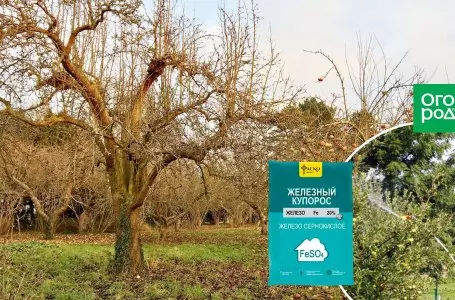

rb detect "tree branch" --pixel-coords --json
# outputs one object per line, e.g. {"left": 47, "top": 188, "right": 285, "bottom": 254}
{"left": 65, "top": 5, "right": 112, "bottom": 52}
{"left": 0, "top": 158, "right": 50, "bottom": 224}
{"left": 52, "top": 180, "right": 73, "bottom": 219}
{"left": 145, "top": 88, "right": 224, "bottom": 137}
{"left": 319, "top": 120, "right": 367, "bottom": 142}
{"left": 303, "top": 49, "right": 348, "bottom": 119}
{"left": 1, "top": 104, "right": 91, "bottom": 131}
{"left": 36, "top": 1, "right": 58, "bottom": 32}
{"left": 131, "top": 154, "right": 178, "bottom": 210}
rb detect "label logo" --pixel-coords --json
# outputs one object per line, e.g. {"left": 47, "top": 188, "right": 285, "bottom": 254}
{"left": 413, "top": 84, "right": 455, "bottom": 132}
{"left": 299, "top": 162, "right": 322, "bottom": 177}
{"left": 295, "top": 238, "right": 328, "bottom": 262}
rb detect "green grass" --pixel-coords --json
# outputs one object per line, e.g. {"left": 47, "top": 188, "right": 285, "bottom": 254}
{"left": 143, "top": 243, "right": 249, "bottom": 263}
{"left": 0, "top": 228, "right": 341, "bottom": 299}
{"left": 423, "top": 279, "right": 455, "bottom": 299}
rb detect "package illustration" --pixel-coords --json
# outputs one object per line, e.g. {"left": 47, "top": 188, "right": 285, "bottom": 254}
{"left": 268, "top": 161, "right": 354, "bottom": 286}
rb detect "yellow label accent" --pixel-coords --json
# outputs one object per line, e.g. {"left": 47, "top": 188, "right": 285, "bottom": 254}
{"left": 299, "top": 162, "right": 323, "bottom": 177}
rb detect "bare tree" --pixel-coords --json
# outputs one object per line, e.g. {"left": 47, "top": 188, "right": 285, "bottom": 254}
{"left": 0, "top": 0, "right": 300, "bottom": 274}
{"left": 0, "top": 190, "right": 21, "bottom": 237}
{"left": 303, "top": 35, "right": 421, "bottom": 148}
{"left": 204, "top": 146, "right": 269, "bottom": 234}
{"left": 143, "top": 159, "right": 208, "bottom": 236}
{"left": 0, "top": 122, "right": 95, "bottom": 239}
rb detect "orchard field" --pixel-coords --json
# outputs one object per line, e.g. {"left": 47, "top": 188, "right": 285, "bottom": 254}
{"left": 1, "top": 0, "right": 455, "bottom": 299}
{"left": 1, "top": 227, "right": 346, "bottom": 300}
{"left": 1, "top": 226, "right": 454, "bottom": 299}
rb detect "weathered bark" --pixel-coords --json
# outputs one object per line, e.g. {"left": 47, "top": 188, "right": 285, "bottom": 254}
{"left": 212, "top": 211, "right": 220, "bottom": 226}
{"left": 259, "top": 212, "right": 268, "bottom": 235}
{"left": 108, "top": 151, "right": 171, "bottom": 274}
{"left": 44, "top": 217, "right": 55, "bottom": 240}
{"left": 245, "top": 200, "right": 268, "bottom": 235}
{"left": 106, "top": 147, "right": 144, "bottom": 274}
{"left": 174, "top": 218, "right": 181, "bottom": 231}
{"left": 0, "top": 218, "right": 12, "bottom": 235}
{"left": 129, "top": 207, "right": 143, "bottom": 273}
{"left": 108, "top": 149, "right": 185, "bottom": 274}
{"left": 78, "top": 210, "right": 90, "bottom": 233}
{"left": 189, "top": 208, "right": 204, "bottom": 228}
{"left": 111, "top": 203, "right": 144, "bottom": 274}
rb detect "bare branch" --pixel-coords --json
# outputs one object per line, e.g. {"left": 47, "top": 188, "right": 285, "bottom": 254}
{"left": 66, "top": 4, "right": 113, "bottom": 52}
{"left": 303, "top": 49, "right": 348, "bottom": 119}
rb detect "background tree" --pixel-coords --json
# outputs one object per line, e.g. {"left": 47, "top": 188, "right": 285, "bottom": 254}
{"left": 357, "top": 126, "right": 455, "bottom": 245}
{"left": 302, "top": 35, "right": 421, "bottom": 155}
{"left": 204, "top": 149, "right": 269, "bottom": 234}
{"left": 144, "top": 159, "right": 209, "bottom": 236}
{"left": 0, "top": 118, "right": 96, "bottom": 239}
{"left": 358, "top": 127, "right": 455, "bottom": 204}
{"left": 349, "top": 179, "right": 450, "bottom": 299}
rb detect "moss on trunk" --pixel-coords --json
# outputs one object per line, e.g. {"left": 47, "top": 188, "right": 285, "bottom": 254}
{"left": 44, "top": 221, "right": 54, "bottom": 240}
{"left": 110, "top": 206, "right": 144, "bottom": 275}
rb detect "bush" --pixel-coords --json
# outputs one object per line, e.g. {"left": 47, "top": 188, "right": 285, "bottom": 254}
{"left": 347, "top": 178, "right": 450, "bottom": 299}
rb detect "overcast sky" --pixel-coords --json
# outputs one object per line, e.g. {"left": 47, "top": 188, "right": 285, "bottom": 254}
{"left": 181, "top": 1, "right": 455, "bottom": 110}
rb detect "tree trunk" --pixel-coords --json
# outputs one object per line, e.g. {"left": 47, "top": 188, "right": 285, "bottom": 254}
{"left": 158, "top": 225, "right": 167, "bottom": 239}
{"left": 213, "top": 211, "right": 219, "bottom": 226}
{"left": 108, "top": 150, "right": 177, "bottom": 275}
{"left": 78, "top": 210, "right": 90, "bottom": 233}
{"left": 189, "top": 208, "right": 203, "bottom": 228}
{"left": 259, "top": 214, "right": 268, "bottom": 235}
{"left": 174, "top": 218, "right": 181, "bottom": 231}
{"left": 111, "top": 204, "right": 144, "bottom": 274}
{"left": 0, "top": 217, "right": 11, "bottom": 235}
{"left": 244, "top": 200, "right": 268, "bottom": 235}
{"left": 231, "top": 209, "right": 243, "bottom": 227}
{"left": 44, "top": 217, "right": 55, "bottom": 240}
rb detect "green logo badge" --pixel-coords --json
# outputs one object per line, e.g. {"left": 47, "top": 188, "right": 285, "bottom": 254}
{"left": 413, "top": 84, "right": 455, "bottom": 132}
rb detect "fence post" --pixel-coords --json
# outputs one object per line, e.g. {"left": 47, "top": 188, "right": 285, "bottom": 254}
{"left": 434, "top": 279, "right": 438, "bottom": 300}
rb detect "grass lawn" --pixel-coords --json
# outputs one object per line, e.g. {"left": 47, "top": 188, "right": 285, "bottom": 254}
{"left": 423, "top": 279, "right": 455, "bottom": 300}
{"left": 0, "top": 227, "right": 342, "bottom": 299}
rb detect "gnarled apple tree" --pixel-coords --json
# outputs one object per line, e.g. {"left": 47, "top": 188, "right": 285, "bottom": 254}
{"left": 0, "top": 0, "right": 300, "bottom": 274}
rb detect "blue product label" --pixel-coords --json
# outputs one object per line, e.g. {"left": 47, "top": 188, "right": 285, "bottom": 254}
{"left": 268, "top": 161, "right": 354, "bottom": 286}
